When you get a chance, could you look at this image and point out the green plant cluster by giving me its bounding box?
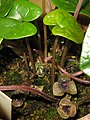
[0,0,90,119]
[0,0,42,41]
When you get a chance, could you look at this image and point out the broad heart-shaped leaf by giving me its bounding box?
[7,0,42,22]
[51,0,90,17]
[0,18,37,39]
[43,9,84,44]
[0,0,15,17]
[80,24,90,76]
[51,0,77,13]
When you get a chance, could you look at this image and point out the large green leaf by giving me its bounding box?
[43,9,84,44]
[0,37,3,44]
[51,0,77,13]
[7,0,42,21]
[0,18,37,39]
[80,2,90,17]
[0,0,15,17]
[51,0,90,17]
[80,24,90,76]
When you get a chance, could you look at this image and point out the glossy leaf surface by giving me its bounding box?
[80,24,90,76]
[0,0,42,40]
[51,0,90,17]
[80,2,90,17]
[43,9,84,44]
[7,0,42,21]
[0,0,15,17]
[0,18,37,39]
[0,37,3,44]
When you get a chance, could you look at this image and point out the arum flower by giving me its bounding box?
[53,74,77,96]
[57,95,76,119]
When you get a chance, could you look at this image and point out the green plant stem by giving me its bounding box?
[52,37,59,93]
[25,38,36,75]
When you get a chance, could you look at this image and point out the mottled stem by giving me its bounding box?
[52,37,59,92]
[33,49,44,63]
[43,24,48,59]
[46,0,52,12]
[0,85,59,102]
[42,0,47,59]
[72,71,83,76]
[34,20,42,50]
[23,52,29,72]
[25,38,36,75]
[57,65,90,85]
[74,0,83,19]
[60,40,70,67]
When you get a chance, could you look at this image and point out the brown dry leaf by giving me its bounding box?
[57,95,76,119]
[69,104,76,117]
[53,82,64,96]
[59,95,71,106]
[12,99,24,107]
[57,107,69,119]
[67,80,77,95]
[0,76,4,85]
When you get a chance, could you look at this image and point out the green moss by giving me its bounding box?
[5,71,22,85]
[45,107,59,120]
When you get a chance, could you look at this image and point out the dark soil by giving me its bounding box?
[0,46,90,120]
